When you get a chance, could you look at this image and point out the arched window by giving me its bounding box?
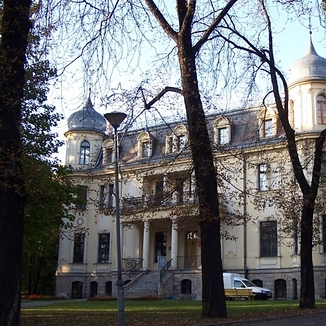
[274,279,287,299]
[317,94,326,124]
[71,281,83,299]
[251,279,263,287]
[165,125,188,154]
[90,281,98,297]
[79,140,90,165]
[105,281,113,296]
[213,117,231,145]
[258,108,277,138]
[102,139,114,164]
[181,279,192,295]
[137,132,152,158]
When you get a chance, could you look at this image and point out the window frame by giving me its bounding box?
[137,132,152,158]
[213,118,231,145]
[258,108,277,139]
[76,185,87,211]
[260,221,277,257]
[79,140,90,165]
[73,233,85,263]
[317,94,326,124]
[258,164,268,191]
[98,233,111,264]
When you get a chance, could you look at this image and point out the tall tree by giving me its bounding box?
[0,0,32,324]
[216,0,322,308]
[21,19,78,295]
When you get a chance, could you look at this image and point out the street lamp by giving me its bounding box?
[104,111,127,326]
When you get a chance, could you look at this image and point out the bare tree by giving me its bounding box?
[215,0,324,308]
[0,0,32,324]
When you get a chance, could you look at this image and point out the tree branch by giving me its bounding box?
[193,0,238,53]
[144,0,178,42]
[144,86,183,109]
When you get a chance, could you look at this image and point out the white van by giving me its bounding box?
[223,273,272,300]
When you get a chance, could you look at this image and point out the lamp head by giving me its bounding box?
[104,111,127,130]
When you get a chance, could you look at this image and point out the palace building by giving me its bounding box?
[56,37,326,300]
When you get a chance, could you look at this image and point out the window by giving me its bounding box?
[274,279,287,299]
[181,279,192,295]
[71,281,83,299]
[258,108,277,138]
[176,134,186,151]
[137,132,152,158]
[105,281,113,296]
[165,136,173,154]
[79,140,90,165]
[218,127,228,144]
[154,231,167,263]
[263,119,273,137]
[258,164,268,191]
[90,281,98,297]
[165,125,188,154]
[155,180,164,203]
[76,186,87,211]
[323,215,326,253]
[99,184,114,209]
[213,117,231,145]
[102,139,114,164]
[98,234,110,263]
[317,94,326,124]
[260,221,277,257]
[175,178,184,204]
[142,141,150,157]
[73,233,85,263]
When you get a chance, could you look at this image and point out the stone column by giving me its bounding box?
[142,220,150,270]
[171,219,178,269]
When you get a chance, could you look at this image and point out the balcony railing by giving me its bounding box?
[121,195,197,211]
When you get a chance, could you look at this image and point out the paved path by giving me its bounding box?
[213,311,326,326]
[21,299,86,308]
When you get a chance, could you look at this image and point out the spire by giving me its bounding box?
[307,29,317,56]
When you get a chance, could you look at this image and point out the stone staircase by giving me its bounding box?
[124,270,160,298]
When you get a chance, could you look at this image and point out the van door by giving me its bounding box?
[234,280,245,288]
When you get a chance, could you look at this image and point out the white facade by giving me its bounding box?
[56,38,326,300]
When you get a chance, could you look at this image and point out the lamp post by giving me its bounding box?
[104,111,127,326]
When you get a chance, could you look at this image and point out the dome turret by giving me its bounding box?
[288,36,326,86]
[67,97,107,134]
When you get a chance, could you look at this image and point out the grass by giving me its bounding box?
[21,299,326,326]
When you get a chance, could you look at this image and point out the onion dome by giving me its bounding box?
[67,97,107,134]
[288,36,326,86]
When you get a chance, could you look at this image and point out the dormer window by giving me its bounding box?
[213,117,231,145]
[258,108,277,139]
[79,140,90,165]
[317,94,326,124]
[102,139,114,164]
[137,132,152,158]
[165,125,188,154]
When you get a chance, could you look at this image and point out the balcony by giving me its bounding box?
[121,195,197,212]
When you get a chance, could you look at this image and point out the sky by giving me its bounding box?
[49,3,326,163]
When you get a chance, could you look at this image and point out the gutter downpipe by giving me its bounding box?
[242,147,249,279]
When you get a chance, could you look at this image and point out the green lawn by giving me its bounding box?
[21,299,326,326]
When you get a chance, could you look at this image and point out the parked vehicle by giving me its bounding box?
[223,273,272,300]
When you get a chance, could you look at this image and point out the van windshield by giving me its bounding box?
[242,280,257,287]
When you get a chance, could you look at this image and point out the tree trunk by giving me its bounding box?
[299,201,315,308]
[0,1,31,324]
[177,38,226,318]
